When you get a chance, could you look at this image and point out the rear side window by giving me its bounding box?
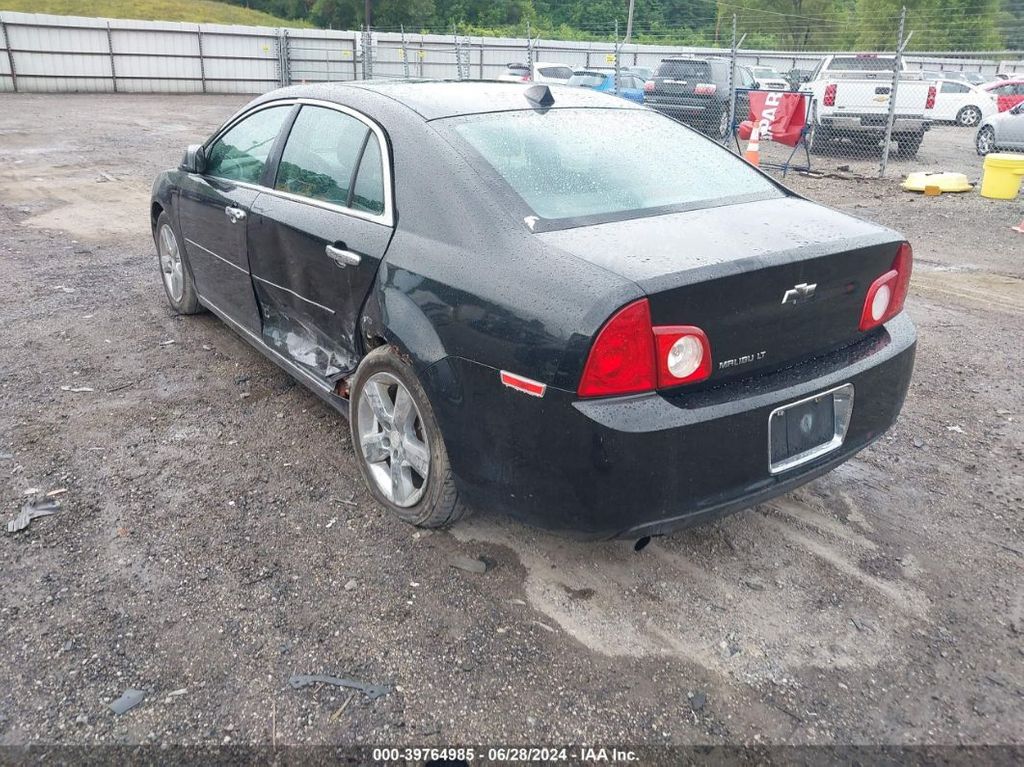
[538,66,573,80]
[569,72,608,88]
[206,105,291,184]
[656,60,711,80]
[826,56,896,72]
[941,81,968,93]
[450,108,782,223]
[275,106,369,207]
[351,135,385,215]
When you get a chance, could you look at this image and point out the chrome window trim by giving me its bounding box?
[203,97,394,228]
[768,383,854,475]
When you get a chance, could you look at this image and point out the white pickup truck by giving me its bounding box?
[803,54,936,158]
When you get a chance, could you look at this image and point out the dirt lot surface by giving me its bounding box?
[0,94,1021,750]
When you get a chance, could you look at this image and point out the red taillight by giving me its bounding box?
[694,83,717,95]
[577,299,712,398]
[521,74,531,82]
[644,80,655,93]
[577,299,656,397]
[859,242,913,331]
[925,84,936,109]
[824,83,837,106]
[653,326,712,387]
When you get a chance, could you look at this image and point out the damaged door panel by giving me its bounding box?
[247,104,394,377]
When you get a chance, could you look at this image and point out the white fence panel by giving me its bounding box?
[0,10,1021,95]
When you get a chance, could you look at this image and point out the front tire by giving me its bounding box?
[976,125,996,156]
[956,105,982,127]
[154,211,202,314]
[349,346,465,528]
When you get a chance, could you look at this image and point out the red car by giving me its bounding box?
[983,79,1024,112]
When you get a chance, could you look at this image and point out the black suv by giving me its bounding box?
[645,56,756,139]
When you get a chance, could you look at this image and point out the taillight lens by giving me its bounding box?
[521,74,531,82]
[824,83,837,106]
[644,80,655,92]
[925,85,936,109]
[654,326,712,387]
[859,242,913,331]
[577,299,656,397]
[577,300,712,397]
[694,83,717,95]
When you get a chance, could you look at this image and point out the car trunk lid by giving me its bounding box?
[537,197,904,385]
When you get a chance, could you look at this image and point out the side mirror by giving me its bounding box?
[180,144,206,174]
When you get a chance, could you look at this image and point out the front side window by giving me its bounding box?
[449,108,782,224]
[206,105,292,183]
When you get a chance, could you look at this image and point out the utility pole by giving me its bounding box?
[364,0,372,28]
[625,0,635,42]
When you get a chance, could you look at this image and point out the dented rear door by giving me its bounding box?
[246,104,394,378]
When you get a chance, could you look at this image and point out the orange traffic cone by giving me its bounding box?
[744,125,761,167]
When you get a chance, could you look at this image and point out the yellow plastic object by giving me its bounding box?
[980,152,1024,200]
[901,171,973,194]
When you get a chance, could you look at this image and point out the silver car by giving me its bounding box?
[976,102,1024,154]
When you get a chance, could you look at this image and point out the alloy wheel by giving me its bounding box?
[959,106,981,127]
[976,127,995,155]
[356,372,430,508]
[158,223,184,302]
[718,109,730,140]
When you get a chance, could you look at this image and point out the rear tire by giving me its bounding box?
[349,346,466,529]
[154,211,202,315]
[894,132,923,159]
[956,105,982,127]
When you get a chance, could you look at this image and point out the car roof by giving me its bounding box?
[257,80,643,121]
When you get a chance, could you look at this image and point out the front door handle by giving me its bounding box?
[225,206,246,224]
[325,244,361,268]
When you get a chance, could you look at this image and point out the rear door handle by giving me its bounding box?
[225,206,246,224]
[325,244,361,268]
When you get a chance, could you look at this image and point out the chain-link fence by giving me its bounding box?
[3,8,1022,178]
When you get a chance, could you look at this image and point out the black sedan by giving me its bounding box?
[151,81,916,540]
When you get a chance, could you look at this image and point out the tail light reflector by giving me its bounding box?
[694,83,717,95]
[644,80,655,92]
[577,300,713,398]
[859,242,913,331]
[823,83,837,106]
[654,326,712,387]
[925,84,936,109]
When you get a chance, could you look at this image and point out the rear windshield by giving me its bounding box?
[568,72,608,87]
[448,108,782,224]
[826,56,896,71]
[538,66,573,80]
[656,60,712,79]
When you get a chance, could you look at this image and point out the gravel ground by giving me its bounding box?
[0,94,1021,750]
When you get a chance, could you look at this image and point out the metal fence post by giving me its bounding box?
[727,14,738,146]
[277,28,290,86]
[880,6,908,177]
[106,21,118,93]
[196,26,207,93]
[613,20,621,97]
[400,25,410,79]
[361,26,373,79]
[0,15,17,93]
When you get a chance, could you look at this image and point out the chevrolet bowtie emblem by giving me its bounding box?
[781,282,817,305]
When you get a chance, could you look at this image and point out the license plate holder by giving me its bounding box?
[769,384,855,474]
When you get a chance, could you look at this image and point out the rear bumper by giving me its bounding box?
[422,314,916,540]
[822,115,931,133]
